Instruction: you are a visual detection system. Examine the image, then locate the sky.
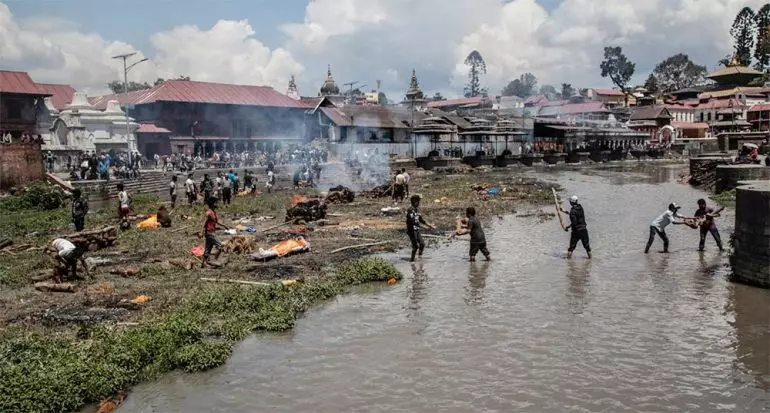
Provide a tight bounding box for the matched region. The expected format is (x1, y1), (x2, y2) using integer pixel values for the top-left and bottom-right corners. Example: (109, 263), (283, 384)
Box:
(1, 0), (766, 100)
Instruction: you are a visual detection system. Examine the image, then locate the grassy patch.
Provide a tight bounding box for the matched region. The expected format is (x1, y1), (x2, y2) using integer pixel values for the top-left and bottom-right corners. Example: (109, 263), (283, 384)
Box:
(712, 189), (736, 203)
(0, 257), (400, 413)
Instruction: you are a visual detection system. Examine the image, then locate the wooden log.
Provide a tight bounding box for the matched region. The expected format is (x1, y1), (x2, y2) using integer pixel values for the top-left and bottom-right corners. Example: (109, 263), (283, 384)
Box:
(34, 282), (76, 293)
(31, 270), (56, 282)
(330, 241), (393, 254)
(552, 188), (566, 230)
(109, 267), (141, 277)
(261, 221), (293, 233)
(200, 277), (271, 286)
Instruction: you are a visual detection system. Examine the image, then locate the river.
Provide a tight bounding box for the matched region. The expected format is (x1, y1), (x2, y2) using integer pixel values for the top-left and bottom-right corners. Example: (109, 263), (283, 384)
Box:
(116, 166), (770, 412)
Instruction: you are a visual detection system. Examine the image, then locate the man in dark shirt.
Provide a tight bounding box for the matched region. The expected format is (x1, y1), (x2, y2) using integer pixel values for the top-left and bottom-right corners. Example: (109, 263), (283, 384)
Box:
(456, 207), (490, 262)
(694, 199), (724, 252)
(560, 195), (591, 259)
(406, 195), (434, 262)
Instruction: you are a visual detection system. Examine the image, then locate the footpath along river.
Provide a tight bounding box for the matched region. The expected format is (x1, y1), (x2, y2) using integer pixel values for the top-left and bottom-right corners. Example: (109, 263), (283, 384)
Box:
(116, 166), (770, 412)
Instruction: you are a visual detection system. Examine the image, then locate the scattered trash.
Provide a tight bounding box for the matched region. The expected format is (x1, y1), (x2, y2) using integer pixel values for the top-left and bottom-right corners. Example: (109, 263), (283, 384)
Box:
(191, 245), (205, 257)
(486, 187), (501, 195)
(223, 229), (237, 235)
(249, 238), (310, 261)
(96, 391), (126, 413)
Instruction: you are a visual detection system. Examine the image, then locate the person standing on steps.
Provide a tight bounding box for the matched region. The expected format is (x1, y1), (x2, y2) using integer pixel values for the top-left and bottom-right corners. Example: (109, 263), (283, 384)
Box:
(560, 195), (591, 259)
(694, 199), (724, 252)
(406, 195), (435, 262)
(645, 203), (687, 253)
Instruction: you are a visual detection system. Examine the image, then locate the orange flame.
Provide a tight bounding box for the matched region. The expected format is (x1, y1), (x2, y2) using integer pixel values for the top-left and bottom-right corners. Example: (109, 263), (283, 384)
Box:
(290, 195), (308, 207)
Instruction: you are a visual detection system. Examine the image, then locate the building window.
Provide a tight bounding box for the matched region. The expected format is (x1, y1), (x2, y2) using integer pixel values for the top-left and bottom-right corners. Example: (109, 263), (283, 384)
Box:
(700, 113), (704, 122)
(707, 112), (711, 122)
(6, 99), (22, 119)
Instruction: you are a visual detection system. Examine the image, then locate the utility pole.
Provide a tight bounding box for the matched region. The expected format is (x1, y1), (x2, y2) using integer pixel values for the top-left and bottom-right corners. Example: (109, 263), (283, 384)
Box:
(112, 52), (148, 167)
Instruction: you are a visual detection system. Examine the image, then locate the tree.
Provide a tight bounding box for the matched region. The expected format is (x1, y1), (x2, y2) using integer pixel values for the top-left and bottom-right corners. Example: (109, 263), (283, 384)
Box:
(650, 53), (707, 93)
(501, 73), (538, 98)
(177, 75), (191, 81)
(755, 4), (770, 71)
(463, 50), (487, 98)
(578, 88), (589, 97)
(560, 83), (574, 100)
(107, 80), (152, 94)
(600, 46), (635, 106)
(718, 54), (733, 67)
(154, 78), (165, 86)
(731, 7), (756, 67)
(378, 92), (389, 105)
(644, 74), (660, 94)
(539, 84), (558, 99)
(432, 92), (446, 101)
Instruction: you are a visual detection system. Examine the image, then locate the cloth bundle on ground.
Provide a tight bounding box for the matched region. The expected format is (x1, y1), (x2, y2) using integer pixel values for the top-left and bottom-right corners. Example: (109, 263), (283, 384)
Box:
(249, 238), (310, 261)
(137, 215), (160, 229)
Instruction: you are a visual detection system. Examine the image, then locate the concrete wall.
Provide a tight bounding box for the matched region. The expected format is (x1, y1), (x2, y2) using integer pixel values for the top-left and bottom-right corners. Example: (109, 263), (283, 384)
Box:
(715, 164), (770, 193)
(0, 143), (45, 189)
(731, 181), (770, 288)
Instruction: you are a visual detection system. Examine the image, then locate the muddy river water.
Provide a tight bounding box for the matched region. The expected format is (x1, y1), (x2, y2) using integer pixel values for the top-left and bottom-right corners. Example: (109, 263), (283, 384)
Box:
(117, 167), (770, 412)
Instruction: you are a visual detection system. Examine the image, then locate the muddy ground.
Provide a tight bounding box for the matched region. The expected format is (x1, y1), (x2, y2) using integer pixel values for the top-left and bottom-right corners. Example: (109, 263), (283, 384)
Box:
(0, 166), (558, 339)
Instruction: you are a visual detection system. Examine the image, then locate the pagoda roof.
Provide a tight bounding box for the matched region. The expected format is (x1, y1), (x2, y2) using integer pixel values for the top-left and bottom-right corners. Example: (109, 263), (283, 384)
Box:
(706, 65), (762, 82)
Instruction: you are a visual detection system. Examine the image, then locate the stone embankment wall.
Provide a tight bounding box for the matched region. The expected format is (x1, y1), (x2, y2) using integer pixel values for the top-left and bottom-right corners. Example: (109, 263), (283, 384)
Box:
(715, 164), (770, 193)
(689, 155), (733, 188)
(0, 144), (44, 190)
(731, 181), (770, 288)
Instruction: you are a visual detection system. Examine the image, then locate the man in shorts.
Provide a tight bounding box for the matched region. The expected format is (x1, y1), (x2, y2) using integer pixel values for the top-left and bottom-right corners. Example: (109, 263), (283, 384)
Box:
(455, 206), (490, 262)
(202, 197), (230, 268)
(50, 238), (88, 280)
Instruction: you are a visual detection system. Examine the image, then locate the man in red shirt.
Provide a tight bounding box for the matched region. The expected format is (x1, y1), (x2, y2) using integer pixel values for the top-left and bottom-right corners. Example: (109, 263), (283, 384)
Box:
(202, 197), (230, 268)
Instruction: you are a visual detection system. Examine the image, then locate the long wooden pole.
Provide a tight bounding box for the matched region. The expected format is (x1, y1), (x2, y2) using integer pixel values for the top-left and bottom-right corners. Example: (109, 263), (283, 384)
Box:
(330, 241), (392, 254)
(552, 188), (567, 230)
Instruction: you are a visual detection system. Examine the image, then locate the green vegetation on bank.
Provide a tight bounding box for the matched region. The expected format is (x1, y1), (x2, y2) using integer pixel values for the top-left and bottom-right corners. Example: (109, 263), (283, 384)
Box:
(0, 257), (400, 413)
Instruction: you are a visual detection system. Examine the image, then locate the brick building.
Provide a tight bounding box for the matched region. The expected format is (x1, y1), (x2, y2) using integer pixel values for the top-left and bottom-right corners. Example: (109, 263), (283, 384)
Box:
(0, 71), (50, 140)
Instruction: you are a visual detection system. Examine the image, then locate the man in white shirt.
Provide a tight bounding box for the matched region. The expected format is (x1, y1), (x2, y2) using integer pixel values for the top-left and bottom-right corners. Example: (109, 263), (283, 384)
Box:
(266, 170), (275, 193)
(185, 173), (196, 205)
(645, 203), (689, 253)
(117, 183), (132, 229)
(401, 168), (411, 196)
(51, 238), (88, 280)
(393, 171), (406, 202)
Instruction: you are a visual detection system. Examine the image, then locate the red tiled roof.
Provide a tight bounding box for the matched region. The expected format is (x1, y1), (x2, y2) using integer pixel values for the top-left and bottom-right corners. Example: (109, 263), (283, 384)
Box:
(524, 94), (549, 106)
(0, 70), (50, 95)
(541, 99), (568, 107)
(671, 122), (709, 129)
(427, 96), (485, 109)
(748, 103), (770, 112)
(559, 101), (608, 114)
(697, 98), (746, 110)
(136, 123), (171, 134)
(593, 88), (625, 96)
(35, 83), (76, 110)
(89, 79), (309, 109)
(630, 105), (672, 121)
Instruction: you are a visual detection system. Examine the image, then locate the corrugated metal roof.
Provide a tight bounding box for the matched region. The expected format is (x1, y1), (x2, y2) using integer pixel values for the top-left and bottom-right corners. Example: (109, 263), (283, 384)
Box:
(0, 71), (49, 95)
(630, 105), (672, 121)
(320, 105), (425, 129)
(427, 97), (485, 109)
(749, 103), (770, 112)
(136, 123), (172, 134)
(35, 83), (76, 110)
(592, 88), (624, 96)
(538, 101), (608, 117)
(88, 79), (309, 109)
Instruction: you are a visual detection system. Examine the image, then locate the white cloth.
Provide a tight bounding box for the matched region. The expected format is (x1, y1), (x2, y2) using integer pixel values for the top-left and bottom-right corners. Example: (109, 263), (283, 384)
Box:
(118, 191), (130, 208)
(266, 171), (275, 187)
(169, 181), (177, 196)
(52, 238), (76, 257)
(185, 178), (195, 194)
(395, 174), (405, 185)
(402, 172), (410, 184)
(651, 210), (682, 231)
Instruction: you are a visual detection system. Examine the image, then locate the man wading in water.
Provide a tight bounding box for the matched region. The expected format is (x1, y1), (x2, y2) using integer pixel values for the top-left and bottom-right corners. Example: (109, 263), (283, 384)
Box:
(455, 206), (490, 262)
(406, 195), (435, 262)
(645, 203), (687, 253)
(560, 195), (591, 259)
(694, 199), (724, 252)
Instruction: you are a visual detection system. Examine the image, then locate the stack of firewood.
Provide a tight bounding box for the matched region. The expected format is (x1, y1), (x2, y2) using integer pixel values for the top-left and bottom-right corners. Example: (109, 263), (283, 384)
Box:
(64, 226), (118, 251)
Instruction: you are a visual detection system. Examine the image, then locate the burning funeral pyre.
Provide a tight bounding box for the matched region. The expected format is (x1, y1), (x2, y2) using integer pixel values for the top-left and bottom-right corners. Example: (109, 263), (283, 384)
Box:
(325, 185), (356, 204)
(286, 195), (327, 222)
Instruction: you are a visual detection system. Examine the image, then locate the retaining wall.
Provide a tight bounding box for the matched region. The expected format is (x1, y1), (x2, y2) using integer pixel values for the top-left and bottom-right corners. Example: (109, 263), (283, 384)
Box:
(730, 181), (770, 288)
(0, 144), (45, 190)
(715, 164), (770, 193)
(688, 154), (733, 188)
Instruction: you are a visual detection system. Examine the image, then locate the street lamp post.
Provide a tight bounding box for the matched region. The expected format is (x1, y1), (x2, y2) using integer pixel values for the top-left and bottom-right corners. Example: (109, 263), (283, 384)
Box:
(112, 52), (148, 167)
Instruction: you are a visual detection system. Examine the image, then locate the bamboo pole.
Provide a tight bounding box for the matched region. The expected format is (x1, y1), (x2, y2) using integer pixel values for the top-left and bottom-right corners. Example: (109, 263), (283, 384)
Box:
(552, 188), (567, 230)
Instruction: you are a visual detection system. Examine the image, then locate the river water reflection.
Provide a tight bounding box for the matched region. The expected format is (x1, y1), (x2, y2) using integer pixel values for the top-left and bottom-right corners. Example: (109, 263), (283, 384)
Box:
(118, 167), (770, 412)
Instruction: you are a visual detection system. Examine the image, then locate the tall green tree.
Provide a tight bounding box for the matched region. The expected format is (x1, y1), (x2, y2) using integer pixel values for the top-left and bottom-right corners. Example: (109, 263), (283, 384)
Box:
(650, 53), (707, 93)
(731, 7), (756, 67)
(755, 4), (770, 71)
(643, 74), (660, 94)
(107, 80), (152, 94)
(560, 83), (574, 100)
(501, 73), (538, 98)
(463, 50), (487, 98)
(600, 46), (635, 106)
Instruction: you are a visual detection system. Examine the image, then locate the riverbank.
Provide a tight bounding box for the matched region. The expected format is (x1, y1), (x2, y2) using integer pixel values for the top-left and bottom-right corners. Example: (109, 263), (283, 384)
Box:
(0, 168), (557, 413)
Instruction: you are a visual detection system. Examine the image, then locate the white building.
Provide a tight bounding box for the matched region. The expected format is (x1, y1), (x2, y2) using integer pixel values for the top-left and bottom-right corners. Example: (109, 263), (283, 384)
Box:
(47, 92), (138, 155)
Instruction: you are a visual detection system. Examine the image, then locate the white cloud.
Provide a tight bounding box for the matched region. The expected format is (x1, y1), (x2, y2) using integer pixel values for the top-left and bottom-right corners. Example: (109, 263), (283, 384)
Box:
(0, 2), (302, 95)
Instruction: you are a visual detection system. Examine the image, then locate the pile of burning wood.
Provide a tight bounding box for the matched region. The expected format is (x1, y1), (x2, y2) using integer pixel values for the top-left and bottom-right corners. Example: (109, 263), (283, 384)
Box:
(286, 195), (327, 223)
(325, 185), (356, 204)
(360, 184), (392, 199)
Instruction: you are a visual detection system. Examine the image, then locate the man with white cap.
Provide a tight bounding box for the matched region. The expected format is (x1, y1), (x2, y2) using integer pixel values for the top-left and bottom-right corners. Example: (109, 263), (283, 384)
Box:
(560, 195), (591, 259)
(645, 203), (687, 253)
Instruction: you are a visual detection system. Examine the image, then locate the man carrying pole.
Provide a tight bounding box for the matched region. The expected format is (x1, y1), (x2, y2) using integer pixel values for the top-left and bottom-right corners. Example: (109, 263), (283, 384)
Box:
(559, 195), (591, 259)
